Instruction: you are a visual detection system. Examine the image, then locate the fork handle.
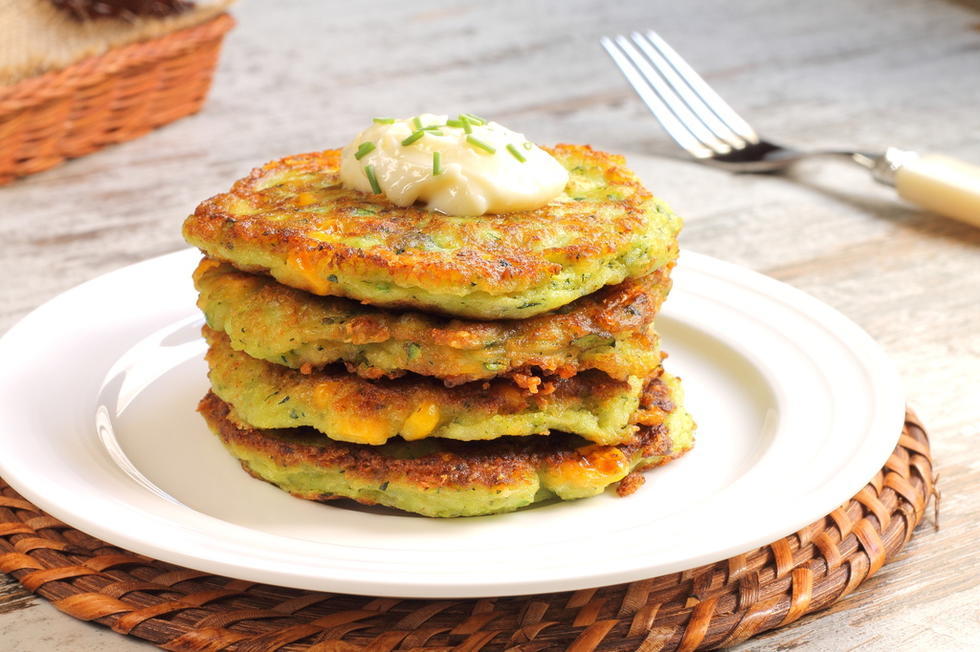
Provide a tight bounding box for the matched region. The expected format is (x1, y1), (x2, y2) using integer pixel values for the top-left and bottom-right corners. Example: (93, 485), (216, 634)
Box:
(888, 152), (980, 228)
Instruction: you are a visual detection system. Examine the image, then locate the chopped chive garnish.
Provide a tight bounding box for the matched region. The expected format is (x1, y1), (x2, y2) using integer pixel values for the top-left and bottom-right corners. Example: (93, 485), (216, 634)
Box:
(354, 142), (376, 160)
(506, 143), (526, 162)
(428, 129), (445, 136)
(522, 141), (533, 150)
(461, 113), (487, 125)
(373, 117), (395, 124)
(433, 151), (442, 175)
(446, 118), (464, 128)
(421, 125), (443, 130)
(460, 116), (473, 134)
(364, 165), (381, 194)
(401, 130), (425, 146)
(412, 116), (423, 130)
(466, 135), (496, 154)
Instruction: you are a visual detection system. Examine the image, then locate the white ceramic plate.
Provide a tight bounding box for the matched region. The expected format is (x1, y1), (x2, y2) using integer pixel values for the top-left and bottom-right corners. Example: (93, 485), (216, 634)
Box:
(0, 248), (903, 598)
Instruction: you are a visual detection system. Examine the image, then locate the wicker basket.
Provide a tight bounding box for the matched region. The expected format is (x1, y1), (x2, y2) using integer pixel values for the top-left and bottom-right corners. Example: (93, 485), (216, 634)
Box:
(0, 12), (234, 185)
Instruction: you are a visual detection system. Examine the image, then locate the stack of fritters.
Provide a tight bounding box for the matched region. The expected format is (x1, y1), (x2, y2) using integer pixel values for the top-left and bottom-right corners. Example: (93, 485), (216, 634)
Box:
(182, 144), (695, 517)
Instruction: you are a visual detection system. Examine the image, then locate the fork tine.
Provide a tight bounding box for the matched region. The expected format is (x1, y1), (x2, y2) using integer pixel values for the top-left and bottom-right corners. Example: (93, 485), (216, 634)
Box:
(629, 32), (748, 149)
(642, 30), (760, 145)
(600, 36), (717, 159)
(611, 34), (735, 156)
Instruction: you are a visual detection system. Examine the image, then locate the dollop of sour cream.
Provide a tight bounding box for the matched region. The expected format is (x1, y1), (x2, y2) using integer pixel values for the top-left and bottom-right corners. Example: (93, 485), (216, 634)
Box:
(339, 113), (569, 216)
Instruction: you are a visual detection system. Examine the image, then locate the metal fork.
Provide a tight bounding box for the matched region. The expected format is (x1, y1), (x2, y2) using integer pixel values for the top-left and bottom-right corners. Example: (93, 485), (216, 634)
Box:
(601, 31), (980, 227)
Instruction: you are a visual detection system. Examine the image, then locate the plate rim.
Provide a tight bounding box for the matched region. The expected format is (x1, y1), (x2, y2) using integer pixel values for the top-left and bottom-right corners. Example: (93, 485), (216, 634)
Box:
(0, 248), (905, 598)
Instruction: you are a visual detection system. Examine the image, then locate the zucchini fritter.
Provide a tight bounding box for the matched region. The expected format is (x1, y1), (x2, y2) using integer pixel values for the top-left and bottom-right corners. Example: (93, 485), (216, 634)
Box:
(195, 258), (670, 386)
(183, 145), (681, 319)
(204, 326), (651, 447)
(198, 372), (695, 518)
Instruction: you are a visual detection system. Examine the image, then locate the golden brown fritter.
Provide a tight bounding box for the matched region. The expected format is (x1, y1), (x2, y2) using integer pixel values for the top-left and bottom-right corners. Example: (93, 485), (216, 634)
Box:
(195, 257), (671, 386)
(197, 372), (695, 517)
(203, 326), (651, 447)
(182, 144), (682, 319)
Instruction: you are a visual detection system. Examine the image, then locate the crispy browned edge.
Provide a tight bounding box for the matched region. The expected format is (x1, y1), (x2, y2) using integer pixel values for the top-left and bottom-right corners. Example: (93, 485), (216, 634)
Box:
(197, 374), (684, 492)
(182, 144), (662, 296)
(195, 258), (671, 385)
(203, 325), (640, 419)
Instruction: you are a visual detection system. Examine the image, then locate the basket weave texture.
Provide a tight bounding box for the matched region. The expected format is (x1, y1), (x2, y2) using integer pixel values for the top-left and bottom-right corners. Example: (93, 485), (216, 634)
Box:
(0, 13), (234, 185)
(0, 411), (934, 651)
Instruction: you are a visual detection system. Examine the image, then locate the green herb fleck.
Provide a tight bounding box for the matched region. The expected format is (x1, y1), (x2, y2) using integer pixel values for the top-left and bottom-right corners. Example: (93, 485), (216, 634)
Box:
(328, 274), (338, 283)
(572, 334), (616, 349)
(432, 151), (442, 175)
(364, 165), (382, 194)
(354, 142), (375, 160)
(406, 342), (421, 360)
(427, 129), (444, 136)
(460, 116), (473, 134)
(401, 130), (425, 146)
(289, 408), (301, 419)
(522, 141), (533, 150)
(373, 117), (395, 124)
(446, 119), (464, 128)
(352, 207), (376, 216)
(483, 361), (506, 372)
(461, 113), (487, 125)
(379, 481), (390, 491)
(413, 116), (423, 130)
(277, 395), (290, 404)
(506, 143), (526, 162)
(466, 135), (496, 154)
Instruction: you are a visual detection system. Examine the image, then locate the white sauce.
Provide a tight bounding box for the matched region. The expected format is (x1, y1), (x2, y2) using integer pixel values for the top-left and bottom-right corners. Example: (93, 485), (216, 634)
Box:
(339, 113), (569, 216)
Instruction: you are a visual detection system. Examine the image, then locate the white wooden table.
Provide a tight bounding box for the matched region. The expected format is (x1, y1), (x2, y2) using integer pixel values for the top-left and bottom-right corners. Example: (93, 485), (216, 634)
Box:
(2, 1), (978, 649)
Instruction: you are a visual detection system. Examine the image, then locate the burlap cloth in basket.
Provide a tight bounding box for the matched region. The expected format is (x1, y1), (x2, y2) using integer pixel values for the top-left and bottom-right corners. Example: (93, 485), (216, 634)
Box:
(0, 411), (936, 651)
(0, 0), (236, 85)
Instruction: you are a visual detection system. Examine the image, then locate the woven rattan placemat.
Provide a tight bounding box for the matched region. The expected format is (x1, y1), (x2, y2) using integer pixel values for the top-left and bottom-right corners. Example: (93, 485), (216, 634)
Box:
(0, 411), (935, 651)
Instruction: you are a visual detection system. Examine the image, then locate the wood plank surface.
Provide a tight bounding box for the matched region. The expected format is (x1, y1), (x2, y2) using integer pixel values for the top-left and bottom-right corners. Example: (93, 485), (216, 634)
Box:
(1, 0), (978, 649)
